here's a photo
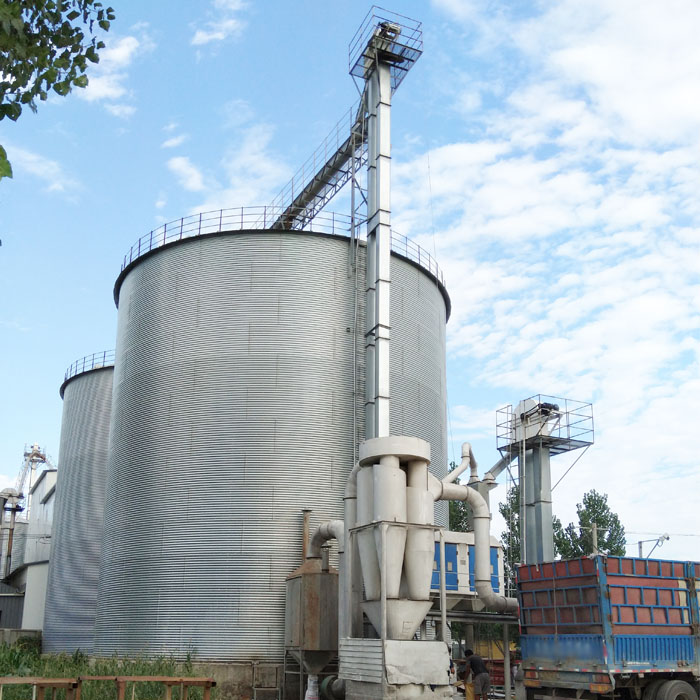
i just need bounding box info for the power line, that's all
[626,531,699,538]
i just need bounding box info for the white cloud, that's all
[167,157,206,192]
[192,123,291,211]
[421,0,700,559]
[7,145,80,193]
[161,134,188,149]
[191,0,246,46]
[105,103,136,118]
[78,30,154,117]
[222,98,254,129]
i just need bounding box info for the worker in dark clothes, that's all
[464,649,491,700]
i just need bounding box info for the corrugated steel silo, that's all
[94,213,449,661]
[43,353,114,653]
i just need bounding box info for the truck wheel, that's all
[656,681,698,700]
[643,680,667,700]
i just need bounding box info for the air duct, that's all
[430,475,518,614]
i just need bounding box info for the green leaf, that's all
[5,102,22,121]
[0,146,13,180]
[98,19,109,31]
[72,74,88,88]
[52,80,71,96]
[66,10,80,21]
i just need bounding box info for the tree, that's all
[447,461,473,532]
[0,0,115,179]
[449,500,472,532]
[554,489,626,557]
[498,487,626,592]
[498,486,520,596]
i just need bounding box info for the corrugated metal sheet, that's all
[0,593,25,629]
[339,638,384,683]
[521,634,606,666]
[43,366,113,653]
[613,635,696,665]
[94,231,448,661]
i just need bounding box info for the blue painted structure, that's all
[431,542,458,591]
[430,542,500,593]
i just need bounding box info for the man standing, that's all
[464,649,491,700]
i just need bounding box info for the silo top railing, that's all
[119,206,446,289]
[63,350,116,383]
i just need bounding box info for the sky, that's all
[1,0,698,561]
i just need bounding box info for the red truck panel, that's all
[518,555,695,637]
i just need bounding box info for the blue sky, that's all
[1,0,698,560]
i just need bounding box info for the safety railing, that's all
[64,350,115,383]
[0,675,216,699]
[390,230,445,287]
[119,206,447,289]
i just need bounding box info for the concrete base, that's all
[347,680,452,700]
[191,661,283,700]
[0,628,41,645]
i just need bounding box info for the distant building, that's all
[2,469,56,630]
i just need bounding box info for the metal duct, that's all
[43,365,114,653]
[95,230,448,661]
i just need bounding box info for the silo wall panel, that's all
[94,231,447,661]
[43,366,113,653]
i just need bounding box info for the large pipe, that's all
[307,519,347,643]
[344,463,363,638]
[443,442,479,484]
[430,475,518,614]
[302,509,311,561]
[308,520,345,558]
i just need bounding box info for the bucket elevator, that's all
[278,9,519,700]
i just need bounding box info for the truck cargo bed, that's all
[517,556,700,674]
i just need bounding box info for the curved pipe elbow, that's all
[443,442,479,484]
[432,480,518,614]
[308,520,345,557]
[344,462,361,499]
[475,581,519,614]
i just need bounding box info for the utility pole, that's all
[592,523,598,555]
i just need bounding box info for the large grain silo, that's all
[93,210,449,666]
[43,352,114,653]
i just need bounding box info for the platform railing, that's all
[63,350,115,383]
[119,206,447,288]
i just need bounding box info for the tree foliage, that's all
[449,500,472,532]
[0,0,115,179]
[447,461,473,532]
[554,489,626,557]
[498,487,626,593]
[498,486,520,596]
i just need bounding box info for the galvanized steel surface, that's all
[43,366,113,653]
[96,230,447,661]
[116,211,448,302]
[339,638,384,683]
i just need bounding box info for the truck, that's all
[516,555,700,700]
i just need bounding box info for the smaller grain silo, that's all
[43,352,114,653]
